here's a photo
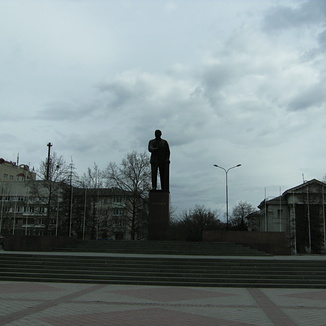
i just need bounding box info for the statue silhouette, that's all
[148,130,170,192]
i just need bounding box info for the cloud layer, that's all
[1,0,326,216]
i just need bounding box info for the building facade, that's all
[254,179,326,254]
[72,187,148,240]
[0,180,148,240]
[0,158,36,182]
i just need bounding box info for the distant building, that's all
[0,179,147,240]
[253,179,326,254]
[72,187,148,240]
[0,180,57,236]
[0,158,36,182]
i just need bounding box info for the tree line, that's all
[26,151,150,239]
[170,201,257,241]
[25,150,257,240]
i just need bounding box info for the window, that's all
[35,218,44,224]
[25,206,35,213]
[112,208,124,216]
[113,219,125,227]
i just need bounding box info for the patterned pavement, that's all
[1,281,326,325]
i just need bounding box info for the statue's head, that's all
[155,130,162,138]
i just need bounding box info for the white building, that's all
[0,158,36,182]
[255,179,326,254]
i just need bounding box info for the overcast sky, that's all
[1,0,326,218]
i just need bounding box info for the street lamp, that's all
[214,164,241,230]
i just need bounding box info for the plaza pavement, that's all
[1,252,326,325]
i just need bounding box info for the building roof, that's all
[258,195,287,209]
[258,179,326,209]
[282,179,325,196]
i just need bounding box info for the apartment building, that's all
[0,180,147,240]
[0,158,36,182]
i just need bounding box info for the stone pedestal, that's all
[148,191,170,240]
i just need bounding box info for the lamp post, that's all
[214,164,241,230]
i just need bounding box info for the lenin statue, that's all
[148,130,170,192]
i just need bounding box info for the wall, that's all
[203,230,291,255]
[3,235,73,251]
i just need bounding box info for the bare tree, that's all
[230,201,257,231]
[104,151,151,240]
[171,205,222,241]
[78,163,104,239]
[80,163,104,189]
[37,152,70,183]
[29,152,71,235]
[0,183,15,235]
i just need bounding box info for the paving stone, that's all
[1,281,326,325]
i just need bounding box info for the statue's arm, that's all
[148,140,157,153]
[166,142,170,161]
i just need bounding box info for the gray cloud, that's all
[288,84,326,111]
[318,30,326,51]
[263,0,326,31]
[2,0,326,214]
[38,101,89,121]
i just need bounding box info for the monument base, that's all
[148,191,170,240]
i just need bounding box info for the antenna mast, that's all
[46,142,52,180]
